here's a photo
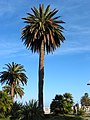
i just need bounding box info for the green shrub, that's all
[19,100,45,120]
[77,108,86,116]
[50,93,74,114]
[0,91,13,118]
[10,100,45,120]
[10,102,23,120]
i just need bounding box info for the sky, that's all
[0,0,90,107]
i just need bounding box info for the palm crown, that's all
[3,85,24,98]
[0,62,28,99]
[22,4,65,53]
[0,62,27,86]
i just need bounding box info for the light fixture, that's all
[87,80,90,85]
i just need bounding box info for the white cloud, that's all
[66,25,90,36]
[55,41,90,55]
[0,41,37,58]
[1,40,90,58]
[0,1,15,17]
[0,42,25,57]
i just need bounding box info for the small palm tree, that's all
[3,85,24,98]
[18,100,44,120]
[10,102,23,120]
[0,62,28,100]
[22,4,65,110]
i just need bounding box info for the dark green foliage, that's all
[10,100,45,120]
[0,114,85,120]
[80,93,90,106]
[0,91,13,118]
[0,117,10,120]
[77,108,86,116]
[50,93,74,114]
[45,115,84,120]
[22,4,65,54]
[0,62,27,86]
[44,113,85,120]
[0,115,85,120]
[19,100,45,120]
[10,102,23,120]
[0,62,28,99]
[3,85,24,98]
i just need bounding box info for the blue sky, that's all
[0,0,90,107]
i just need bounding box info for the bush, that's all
[19,100,45,120]
[77,108,86,116]
[54,108,61,115]
[10,100,45,120]
[0,91,13,118]
[50,93,74,114]
[10,102,23,120]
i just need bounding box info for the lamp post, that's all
[87,81,90,85]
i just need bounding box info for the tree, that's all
[0,62,28,100]
[21,4,65,110]
[3,85,24,98]
[0,91,13,118]
[80,93,90,106]
[63,93,74,113]
[50,93,74,114]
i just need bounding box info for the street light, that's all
[87,81,90,85]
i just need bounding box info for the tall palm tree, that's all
[21,4,65,110]
[3,85,24,98]
[0,62,28,100]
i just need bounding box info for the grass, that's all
[0,118,9,120]
[0,114,90,120]
[0,117,10,120]
[45,114,90,120]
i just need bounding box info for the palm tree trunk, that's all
[38,41,44,110]
[11,84,14,101]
